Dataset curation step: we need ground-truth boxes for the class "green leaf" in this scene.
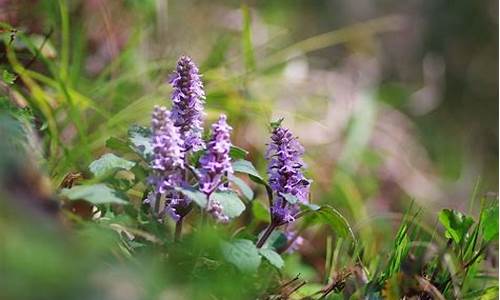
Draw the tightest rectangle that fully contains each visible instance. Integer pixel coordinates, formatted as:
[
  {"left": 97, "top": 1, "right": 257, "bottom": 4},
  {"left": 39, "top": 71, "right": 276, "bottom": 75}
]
[
  {"left": 282, "top": 193, "right": 299, "bottom": 204},
  {"left": 228, "top": 173, "right": 254, "bottom": 200},
  {"left": 241, "top": 4, "right": 256, "bottom": 72},
  {"left": 176, "top": 186, "right": 207, "bottom": 208},
  {"left": 261, "top": 230, "right": 287, "bottom": 250},
  {"left": 438, "top": 209, "right": 474, "bottom": 244},
  {"left": 60, "top": 184, "right": 128, "bottom": 205},
  {"left": 106, "top": 137, "right": 132, "bottom": 154},
  {"left": 232, "top": 159, "right": 266, "bottom": 185},
  {"left": 300, "top": 202, "right": 321, "bottom": 211},
  {"left": 305, "top": 205, "right": 354, "bottom": 239},
  {"left": 2, "top": 69, "right": 16, "bottom": 85},
  {"left": 270, "top": 118, "right": 284, "bottom": 131},
  {"left": 259, "top": 248, "right": 284, "bottom": 269},
  {"left": 222, "top": 239, "right": 261, "bottom": 272},
  {"left": 481, "top": 206, "right": 499, "bottom": 242},
  {"left": 89, "top": 153, "right": 136, "bottom": 177},
  {"left": 252, "top": 201, "right": 270, "bottom": 222},
  {"left": 128, "top": 125, "right": 153, "bottom": 161},
  {"left": 229, "top": 145, "right": 249, "bottom": 160},
  {"left": 479, "top": 286, "right": 499, "bottom": 300},
  {"left": 212, "top": 191, "right": 246, "bottom": 218}
]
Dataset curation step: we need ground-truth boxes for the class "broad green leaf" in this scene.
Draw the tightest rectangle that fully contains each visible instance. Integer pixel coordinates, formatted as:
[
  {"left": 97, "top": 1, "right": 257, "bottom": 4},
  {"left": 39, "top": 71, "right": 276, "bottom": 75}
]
[
  {"left": 228, "top": 173, "right": 254, "bottom": 200},
  {"left": 261, "top": 230, "right": 287, "bottom": 251},
  {"left": 438, "top": 209, "right": 474, "bottom": 244},
  {"left": 252, "top": 201, "right": 270, "bottom": 222},
  {"left": 222, "top": 239, "right": 261, "bottom": 272},
  {"left": 89, "top": 153, "right": 136, "bottom": 177},
  {"left": 60, "top": 184, "right": 128, "bottom": 205},
  {"left": 306, "top": 205, "right": 354, "bottom": 239},
  {"left": 232, "top": 159, "right": 266, "bottom": 185},
  {"left": 212, "top": 191, "right": 246, "bottom": 218},
  {"left": 128, "top": 125, "right": 153, "bottom": 161},
  {"left": 259, "top": 248, "right": 284, "bottom": 269},
  {"left": 176, "top": 186, "right": 207, "bottom": 208},
  {"left": 229, "top": 145, "right": 249, "bottom": 160},
  {"left": 481, "top": 206, "right": 499, "bottom": 242}
]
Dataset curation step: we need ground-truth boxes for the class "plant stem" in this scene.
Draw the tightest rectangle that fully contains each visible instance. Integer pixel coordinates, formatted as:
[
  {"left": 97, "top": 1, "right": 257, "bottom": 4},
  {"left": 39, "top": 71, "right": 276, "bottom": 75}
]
[
  {"left": 256, "top": 223, "right": 276, "bottom": 249},
  {"left": 175, "top": 218, "right": 183, "bottom": 242}
]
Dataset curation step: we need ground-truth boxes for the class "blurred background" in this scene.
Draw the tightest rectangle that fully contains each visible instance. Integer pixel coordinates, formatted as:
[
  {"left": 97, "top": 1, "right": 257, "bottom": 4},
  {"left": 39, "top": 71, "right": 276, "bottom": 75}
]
[{"left": 0, "top": 0, "right": 498, "bottom": 299}]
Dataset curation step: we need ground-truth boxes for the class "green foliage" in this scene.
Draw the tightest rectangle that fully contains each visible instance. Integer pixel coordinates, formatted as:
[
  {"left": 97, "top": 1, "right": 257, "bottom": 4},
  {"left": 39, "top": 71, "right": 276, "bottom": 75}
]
[
  {"left": 259, "top": 248, "right": 284, "bottom": 269},
  {"left": 211, "top": 191, "right": 246, "bottom": 218},
  {"left": 303, "top": 205, "right": 355, "bottom": 239},
  {"left": 222, "top": 239, "right": 262, "bottom": 272},
  {"left": 0, "top": 3, "right": 497, "bottom": 299},
  {"left": 60, "top": 183, "right": 128, "bottom": 205},
  {"left": 481, "top": 206, "right": 499, "bottom": 242},
  {"left": 228, "top": 173, "right": 254, "bottom": 200},
  {"left": 88, "top": 153, "right": 136, "bottom": 178},
  {"left": 439, "top": 209, "right": 474, "bottom": 244}
]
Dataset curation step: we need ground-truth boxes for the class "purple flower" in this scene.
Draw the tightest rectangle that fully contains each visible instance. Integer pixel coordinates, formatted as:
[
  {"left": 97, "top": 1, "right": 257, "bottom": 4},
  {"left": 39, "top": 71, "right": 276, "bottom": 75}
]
[
  {"left": 147, "top": 105, "right": 188, "bottom": 221},
  {"left": 169, "top": 56, "right": 206, "bottom": 152},
  {"left": 266, "top": 125, "right": 310, "bottom": 225},
  {"left": 199, "top": 114, "right": 233, "bottom": 221},
  {"left": 284, "top": 231, "right": 304, "bottom": 253}
]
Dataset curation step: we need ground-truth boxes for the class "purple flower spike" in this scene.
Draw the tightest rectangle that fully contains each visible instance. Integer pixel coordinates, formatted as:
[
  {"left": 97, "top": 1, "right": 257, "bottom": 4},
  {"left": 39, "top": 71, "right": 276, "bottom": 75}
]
[
  {"left": 169, "top": 56, "right": 206, "bottom": 152},
  {"left": 199, "top": 114, "right": 233, "bottom": 221},
  {"left": 199, "top": 114, "right": 233, "bottom": 195},
  {"left": 147, "top": 105, "right": 188, "bottom": 221},
  {"left": 266, "top": 125, "right": 310, "bottom": 226}
]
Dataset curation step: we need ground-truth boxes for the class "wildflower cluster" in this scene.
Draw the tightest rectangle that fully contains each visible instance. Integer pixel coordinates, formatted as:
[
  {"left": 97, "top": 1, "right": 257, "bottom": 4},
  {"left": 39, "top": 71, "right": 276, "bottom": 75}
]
[{"left": 145, "top": 55, "right": 311, "bottom": 252}]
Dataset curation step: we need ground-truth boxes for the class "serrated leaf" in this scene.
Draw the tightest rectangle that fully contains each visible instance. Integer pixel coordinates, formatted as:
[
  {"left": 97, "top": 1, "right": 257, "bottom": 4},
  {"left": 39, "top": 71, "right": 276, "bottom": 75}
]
[
  {"left": 60, "top": 184, "right": 128, "bottom": 205},
  {"left": 128, "top": 125, "right": 153, "bottom": 161},
  {"left": 438, "top": 209, "right": 474, "bottom": 244},
  {"left": 212, "top": 191, "right": 246, "bottom": 218},
  {"left": 481, "top": 206, "right": 499, "bottom": 242},
  {"left": 89, "top": 153, "right": 136, "bottom": 177},
  {"left": 176, "top": 186, "right": 207, "bottom": 208},
  {"left": 222, "top": 239, "right": 261, "bottom": 272},
  {"left": 229, "top": 145, "right": 249, "bottom": 160},
  {"left": 228, "top": 173, "right": 254, "bottom": 200},
  {"left": 259, "top": 248, "right": 284, "bottom": 269}
]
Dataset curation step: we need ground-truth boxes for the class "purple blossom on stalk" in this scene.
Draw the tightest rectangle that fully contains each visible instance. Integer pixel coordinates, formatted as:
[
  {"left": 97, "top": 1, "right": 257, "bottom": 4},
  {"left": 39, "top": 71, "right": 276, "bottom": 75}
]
[
  {"left": 169, "top": 56, "right": 206, "bottom": 152},
  {"left": 199, "top": 114, "right": 233, "bottom": 222},
  {"left": 266, "top": 125, "right": 310, "bottom": 226},
  {"left": 146, "top": 105, "right": 188, "bottom": 221}
]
